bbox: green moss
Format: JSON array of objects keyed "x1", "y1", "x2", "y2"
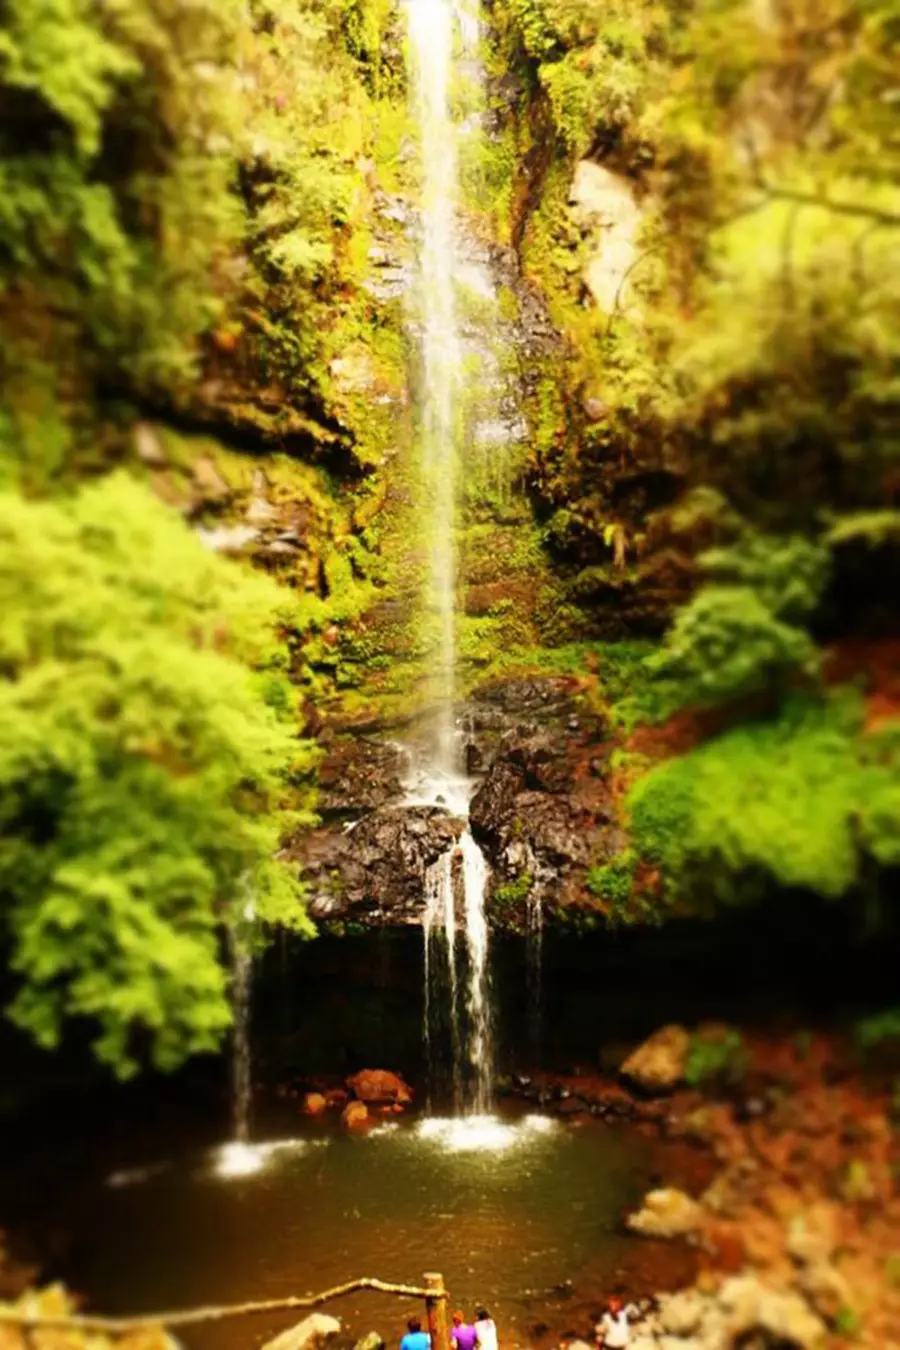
[
  {"x1": 628, "y1": 687, "x2": 900, "y2": 909},
  {"x1": 684, "y1": 1028, "x2": 747, "y2": 1088}
]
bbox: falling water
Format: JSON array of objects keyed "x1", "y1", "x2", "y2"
[
  {"x1": 461, "y1": 830, "x2": 493, "y2": 1111},
  {"x1": 423, "y1": 847, "x2": 462, "y2": 1110},
  {"x1": 229, "y1": 899, "x2": 255, "y2": 1144},
  {"x1": 408, "y1": 0, "x2": 496, "y2": 1115},
  {"x1": 526, "y1": 890, "x2": 544, "y2": 1070},
  {"x1": 407, "y1": 0, "x2": 460, "y2": 771}
]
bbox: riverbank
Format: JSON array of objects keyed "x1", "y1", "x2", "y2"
[{"x1": 514, "y1": 1027, "x2": 900, "y2": 1348}]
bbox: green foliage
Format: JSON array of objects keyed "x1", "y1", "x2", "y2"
[
  {"x1": 629, "y1": 688, "x2": 900, "y2": 906},
  {"x1": 0, "y1": 0, "x2": 243, "y2": 393},
  {"x1": 0, "y1": 473, "x2": 315, "y2": 1077},
  {"x1": 856, "y1": 1009, "x2": 900, "y2": 1051},
  {"x1": 648, "y1": 585, "x2": 819, "y2": 710},
  {"x1": 586, "y1": 851, "x2": 635, "y2": 913},
  {"x1": 684, "y1": 1028, "x2": 747, "y2": 1088},
  {"x1": 492, "y1": 872, "x2": 534, "y2": 916}
]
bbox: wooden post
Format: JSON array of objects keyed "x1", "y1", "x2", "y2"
[{"x1": 424, "y1": 1272, "x2": 450, "y2": 1350}]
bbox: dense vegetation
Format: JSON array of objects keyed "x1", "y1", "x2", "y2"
[
  {"x1": 492, "y1": 0, "x2": 899, "y2": 925},
  {"x1": 0, "y1": 0, "x2": 897, "y2": 1069}
]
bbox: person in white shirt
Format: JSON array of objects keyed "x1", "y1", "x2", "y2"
[
  {"x1": 473, "y1": 1308, "x2": 498, "y2": 1350},
  {"x1": 594, "y1": 1296, "x2": 639, "y2": 1348}
]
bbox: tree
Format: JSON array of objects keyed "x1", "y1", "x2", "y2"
[{"x1": 0, "y1": 472, "x2": 316, "y2": 1077}]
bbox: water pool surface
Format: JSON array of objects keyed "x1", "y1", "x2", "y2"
[{"x1": 23, "y1": 1107, "x2": 676, "y2": 1350}]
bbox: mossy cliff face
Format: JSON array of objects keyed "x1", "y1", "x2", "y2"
[{"x1": 3, "y1": 0, "x2": 896, "y2": 951}]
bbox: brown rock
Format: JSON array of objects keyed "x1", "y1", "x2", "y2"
[
  {"x1": 621, "y1": 1025, "x2": 690, "y2": 1095},
  {"x1": 341, "y1": 1101, "x2": 369, "y2": 1130},
  {"x1": 346, "y1": 1069, "x2": 412, "y2": 1105},
  {"x1": 627, "y1": 1187, "x2": 705, "y2": 1239},
  {"x1": 262, "y1": 1314, "x2": 341, "y2": 1350}
]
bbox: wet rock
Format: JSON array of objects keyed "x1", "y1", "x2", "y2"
[
  {"x1": 262, "y1": 1314, "x2": 341, "y2": 1350},
  {"x1": 341, "y1": 1101, "x2": 369, "y2": 1130},
  {"x1": 192, "y1": 455, "x2": 231, "y2": 505},
  {"x1": 317, "y1": 738, "x2": 407, "y2": 817},
  {"x1": 302, "y1": 1092, "x2": 327, "y2": 1115},
  {"x1": 627, "y1": 1188, "x2": 705, "y2": 1239},
  {"x1": 300, "y1": 806, "x2": 464, "y2": 926},
  {"x1": 346, "y1": 1069, "x2": 412, "y2": 1105},
  {"x1": 620, "y1": 1025, "x2": 690, "y2": 1095}
]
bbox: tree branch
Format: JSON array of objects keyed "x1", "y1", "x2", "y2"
[{"x1": 0, "y1": 1278, "x2": 447, "y2": 1334}]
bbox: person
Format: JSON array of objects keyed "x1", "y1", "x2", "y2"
[
  {"x1": 400, "y1": 1317, "x2": 431, "y2": 1350},
  {"x1": 473, "y1": 1308, "x2": 498, "y2": 1350},
  {"x1": 594, "y1": 1296, "x2": 639, "y2": 1349},
  {"x1": 451, "y1": 1312, "x2": 477, "y2": 1350}
]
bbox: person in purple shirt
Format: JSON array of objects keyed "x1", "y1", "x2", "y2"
[
  {"x1": 400, "y1": 1318, "x2": 431, "y2": 1350},
  {"x1": 451, "y1": 1313, "x2": 477, "y2": 1350}
]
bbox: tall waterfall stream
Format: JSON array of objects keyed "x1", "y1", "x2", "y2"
[{"x1": 407, "y1": 0, "x2": 498, "y2": 1121}]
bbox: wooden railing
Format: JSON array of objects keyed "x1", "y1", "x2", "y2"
[{"x1": 0, "y1": 1272, "x2": 451, "y2": 1350}]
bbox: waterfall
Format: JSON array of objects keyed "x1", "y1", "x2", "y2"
[
  {"x1": 422, "y1": 828, "x2": 494, "y2": 1114},
  {"x1": 461, "y1": 829, "x2": 493, "y2": 1112},
  {"x1": 407, "y1": 0, "x2": 460, "y2": 772},
  {"x1": 423, "y1": 847, "x2": 462, "y2": 1110},
  {"x1": 408, "y1": 0, "x2": 496, "y2": 1117},
  {"x1": 526, "y1": 890, "x2": 544, "y2": 1070}
]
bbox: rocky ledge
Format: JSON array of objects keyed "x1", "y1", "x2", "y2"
[{"x1": 295, "y1": 674, "x2": 622, "y2": 931}]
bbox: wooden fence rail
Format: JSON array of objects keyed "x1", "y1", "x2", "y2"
[{"x1": 0, "y1": 1272, "x2": 451, "y2": 1350}]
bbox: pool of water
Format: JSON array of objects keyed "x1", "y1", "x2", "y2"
[{"x1": 18, "y1": 1106, "x2": 681, "y2": 1350}]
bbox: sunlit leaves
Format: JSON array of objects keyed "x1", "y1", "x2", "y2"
[{"x1": 0, "y1": 473, "x2": 315, "y2": 1077}]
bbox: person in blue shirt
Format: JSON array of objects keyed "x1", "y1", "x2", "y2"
[{"x1": 400, "y1": 1317, "x2": 431, "y2": 1350}]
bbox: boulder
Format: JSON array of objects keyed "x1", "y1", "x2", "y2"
[
  {"x1": 627, "y1": 1188, "x2": 705, "y2": 1239},
  {"x1": 302, "y1": 807, "x2": 464, "y2": 926},
  {"x1": 717, "y1": 1274, "x2": 827, "y2": 1348},
  {"x1": 347, "y1": 1069, "x2": 412, "y2": 1105},
  {"x1": 620, "y1": 1025, "x2": 690, "y2": 1094},
  {"x1": 352, "y1": 1335, "x2": 385, "y2": 1350},
  {"x1": 302, "y1": 1092, "x2": 327, "y2": 1116},
  {"x1": 341, "y1": 1101, "x2": 370, "y2": 1130},
  {"x1": 262, "y1": 1315, "x2": 341, "y2": 1350},
  {"x1": 659, "y1": 1291, "x2": 705, "y2": 1337},
  {"x1": 798, "y1": 1261, "x2": 854, "y2": 1322}
]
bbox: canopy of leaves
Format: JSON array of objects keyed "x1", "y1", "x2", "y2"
[{"x1": 0, "y1": 473, "x2": 316, "y2": 1077}]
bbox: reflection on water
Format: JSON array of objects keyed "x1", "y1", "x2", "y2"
[{"x1": 48, "y1": 1111, "x2": 656, "y2": 1350}]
